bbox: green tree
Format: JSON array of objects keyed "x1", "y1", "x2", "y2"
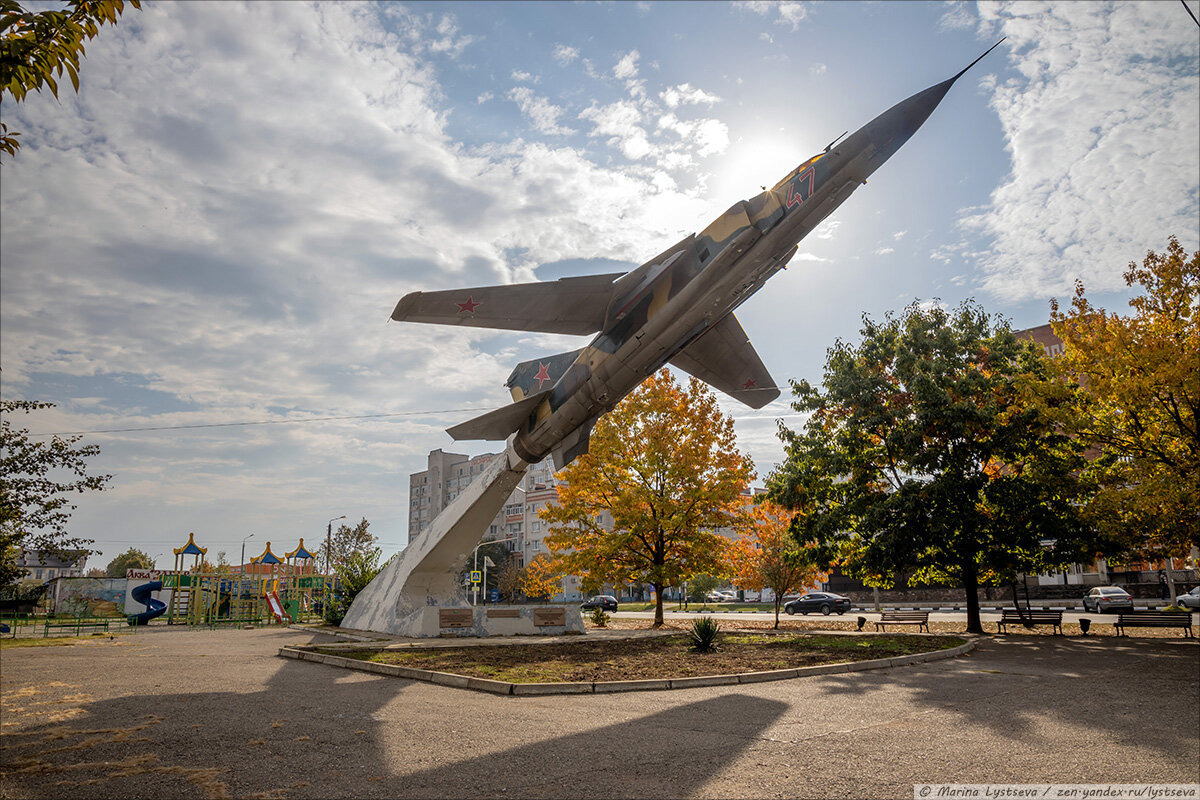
[
  {"x1": 542, "y1": 369, "x2": 753, "y2": 627},
  {"x1": 687, "y1": 573, "x2": 721, "y2": 603},
  {"x1": 1048, "y1": 236, "x2": 1199, "y2": 592},
  {"x1": 456, "y1": 539, "x2": 510, "y2": 599},
  {"x1": 318, "y1": 517, "x2": 377, "y2": 573},
  {"x1": 325, "y1": 548, "x2": 383, "y2": 627},
  {"x1": 1, "y1": 400, "x2": 111, "y2": 587},
  {"x1": 1, "y1": 0, "x2": 141, "y2": 158},
  {"x1": 767, "y1": 301, "x2": 1094, "y2": 634},
  {"x1": 105, "y1": 546, "x2": 152, "y2": 577}
]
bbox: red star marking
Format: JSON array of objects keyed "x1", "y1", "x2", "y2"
[
  {"x1": 456, "y1": 296, "x2": 481, "y2": 314},
  {"x1": 534, "y1": 362, "x2": 553, "y2": 390},
  {"x1": 742, "y1": 378, "x2": 758, "y2": 390}
]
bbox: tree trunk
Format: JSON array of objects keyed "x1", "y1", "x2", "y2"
[
  {"x1": 652, "y1": 582, "x2": 664, "y2": 627},
  {"x1": 962, "y1": 557, "x2": 983, "y2": 634},
  {"x1": 773, "y1": 596, "x2": 781, "y2": 630},
  {"x1": 1163, "y1": 556, "x2": 1178, "y2": 605}
]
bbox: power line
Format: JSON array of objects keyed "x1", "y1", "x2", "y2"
[{"x1": 27, "y1": 407, "x2": 495, "y2": 437}]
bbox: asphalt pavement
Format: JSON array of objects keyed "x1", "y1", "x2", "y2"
[{"x1": 1, "y1": 625, "x2": 1196, "y2": 799}]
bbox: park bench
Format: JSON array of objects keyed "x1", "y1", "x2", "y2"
[
  {"x1": 1113, "y1": 610, "x2": 1194, "y2": 638},
  {"x1": 997, "y1": 609, "x2": 1063, "y2": 635},
  {"x1": 874, "y1": 610, "x2": 929, "y2": 633},
  {"x1": 42, "y1": 617, "x2": 113, "y2": 637}
]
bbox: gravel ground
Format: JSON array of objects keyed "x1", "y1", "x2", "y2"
[{"x1": 1, "y1": 625, "x2": 1196, "y2": 799}]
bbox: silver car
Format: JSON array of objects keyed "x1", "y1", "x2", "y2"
[
  {"x1": 1083, "y1": 586, "x2": 1134, "y2": 614},
  {"x1": 1178, "y1": 587, "x2": 1200, "y2": 609}
]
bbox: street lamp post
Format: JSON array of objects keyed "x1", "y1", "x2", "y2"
[
  {"x1": 471, "y1": 536, "x2": 519, "y2": 605},
  {"x1": 240, "y1": 534, "x2": 254, "y2": 600},
  {"x1": 326, "y1": 516, "x2": 346, "y2": 573}
]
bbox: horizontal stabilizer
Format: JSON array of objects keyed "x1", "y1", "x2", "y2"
[
  {"x1": 670, "y1": 313, "x2": 779, "y2": 409},
  {"x1": 446, "y1": 390, "x2": 550, "y2": 442},
  {"x1": 392, "y1": 273, "x2": 625, "y2": 336}
]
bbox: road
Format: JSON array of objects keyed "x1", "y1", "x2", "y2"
[{"x1": 617, "y1": 608, "x2": 1200, "y2": 626}]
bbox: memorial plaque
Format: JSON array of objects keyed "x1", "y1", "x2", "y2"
[
  {"x1": 533, "y1": 608, "x2": 566, "y2": 627},
  {"x1": 486, "y1": 609, "x2": 519, "y2": 619},
  {"x1": 438, "y1": 608, "x2": 474, "y2": 628}
]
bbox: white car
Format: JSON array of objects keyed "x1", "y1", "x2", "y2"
[
  {"x1": 1178, "y1": 587, "x2": 1200, "y2": 609},
  {"x1": 1083, "y1": 586, "x2": 1134, "y2": 614}
]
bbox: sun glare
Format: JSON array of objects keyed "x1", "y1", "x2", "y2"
[{"x1": 708, "y1": 133, "x2": 819, "y2": 202}]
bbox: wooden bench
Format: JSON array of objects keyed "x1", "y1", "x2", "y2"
[
  {"x1": 874, "y1": 611, "x2": 929, "y2": 633},
  {"x1": 997, "y1": 609, "x2": 1063, "y2": 635},
  {"x1": 1113, "y1": 611, "x2": 1194, "y2": 638}
]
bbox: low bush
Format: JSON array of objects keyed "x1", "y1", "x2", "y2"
[
  {"x1": 588, "y1": 606, "x2": 610, "y2": 627},
  {"x1": 688, "y1": 615, "x2": 721, "y2": 652}
]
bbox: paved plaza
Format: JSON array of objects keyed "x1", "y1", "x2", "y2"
[{"x1": 1, "y1": 626, "x2": 1196, "y2": 799}]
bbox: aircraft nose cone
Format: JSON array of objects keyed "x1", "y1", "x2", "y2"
[{"x1": 865, "y1": 77, "x2": 956, "y2": 160}]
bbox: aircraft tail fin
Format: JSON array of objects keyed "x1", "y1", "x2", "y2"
[
  {"x1": 446, "y1": 390, "x2": 550, "y2": 442},
  {"x1": 506, "y1": 348, "x2": 585, "y2": 399}
]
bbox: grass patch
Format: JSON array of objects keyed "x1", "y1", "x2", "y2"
[{"x1": 320, "y1": 632, "x2": 965, "y2": 684}]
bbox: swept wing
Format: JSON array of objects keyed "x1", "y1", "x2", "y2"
[
  {"x1": 670, "y1": 313, "x2": 780, "y2": 409},
  {"x1": 391, "y1": 273, "x2": 625, "y2": 336}
]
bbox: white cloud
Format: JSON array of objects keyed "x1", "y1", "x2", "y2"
[
  {"x1": 892, "y1": 230, "x2": 907, "y2": 240},
  {"x1": 614, "y1": 50, "x2": 640, "y2": 80},
  {"x1": 733, "y1": 0, "x2": 809, "y2": 31},
  {"x1": 961, "y1": 1, "x2": 1199, "y2": 301},
  {"x1": 874, "y1": 247, "x2": 895, "y2": 256},
  {"x1": 815, "y1": 219, "x2": 842, "y2": 240},
  {"x1": 659, "y1": 83, "x2": 721, "y2": 108},
  {"x1": 511, "y1": 69, "x2": 538, "y2": 83},
  {"x1": 476, "y1": 91, "x2": 494, "y2": 104},
  {"x1": 938, "y1": 1, "x2": 976, "y2": 31},
  {"x1": 808, "y1": 62, "x2": 826, "y2": 77},
  {"x1": 507, "y1": 86, "x2": 575, "y2": 136},
  {"x1": 552, "y1": 44, "x2": 579, "y2": 65}
]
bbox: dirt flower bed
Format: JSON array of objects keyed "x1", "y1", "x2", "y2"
[{"x1": 324, "y1": 631, "x2": 966, "y2": 683}]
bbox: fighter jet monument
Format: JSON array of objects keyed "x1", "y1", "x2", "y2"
[{"x1": 343, "y1": 42, "x2": 1005, "y2": 637}]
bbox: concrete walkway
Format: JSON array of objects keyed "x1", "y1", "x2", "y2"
[{"x1": 1, "y1": 626, "x2": 1196, "y2": 799}]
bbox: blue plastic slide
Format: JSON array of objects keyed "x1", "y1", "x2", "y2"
[{"x1": 127, "y1": 580, "x2": 167, "y2": 626}]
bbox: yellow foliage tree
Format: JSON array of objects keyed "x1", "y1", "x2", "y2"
[
  {"x1": 729, "y1": 500, "x2": 823, "y2": 629},
  {"x1": 1049, "y1": 235, "x2": 1199, "y2": 583},
  {"x1": 518, "y1": 553, "x2": 561, "y2": 602},
  {"x1": 542, "y1": 369, "x2": 753, "y2": 627},
  {"x1": 1, "y1": 0, "x2": 142, "y2": 158}
]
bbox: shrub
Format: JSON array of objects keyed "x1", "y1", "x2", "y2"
[
  {"x1": 588, "y1": 606, "x2": 610, "y2": 627},
  {"x1": 325, "y1": 549, "x2": 383, "y2": 627},
  {"x1": 688, "y1": 615, "x2": 721, "y2": 652}
]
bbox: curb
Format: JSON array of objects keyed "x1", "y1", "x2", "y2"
[{"x1": 278, "y1": 638, "x2": 978, "y2": 696}]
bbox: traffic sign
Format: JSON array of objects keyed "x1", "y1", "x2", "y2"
[
  {"x1": 470, "y1": 570, "x2": 482, "y2": 584},
  {"x1": 490, "y1": 589, "x2": 499, "y2": 602}
]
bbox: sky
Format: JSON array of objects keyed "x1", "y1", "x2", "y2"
[{"x1": 2, "y1": 1, "x2": 1197, "y2": 571}]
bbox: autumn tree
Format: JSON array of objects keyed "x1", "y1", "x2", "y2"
[
  {"x1": 86, "y1": 567, "x2": 105, "y2": 577},
  {"x1": 318, "y1": 517, "x2": 377, "y2": 573},
  {"x1": 518, "y1": 554, "x2": 561, "y2": 602},
  {"x1": 1, "y1": 400, "x2": 110, "y2": 587},
  {"x1": 1049, "y1": 236, "x2": 1199, "y2": 596},
  {"x1": 105, "y1": 546, "x2": 152, "y2": 577},
  {"x1": 1, "y1": 0, "x2": 141, "y2": 158},
  {"x1": 730, "y1": 501, "x2": 823, "y2": 628},
  {"x1": 542, "y1": 369, "x2": 753, "y2": 627},
  {"x1": 496, "y1": 553, "x2": 523, "y2": 602},
  {"x1": 767, "y1": 301, "x2": 1094, "y2": 634}
]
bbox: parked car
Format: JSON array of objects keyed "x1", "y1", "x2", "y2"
[
  {"x1": 1082, "y1": 586, "x2": 1134, "y2": 614},
  {"x1": 783, "y1": 592, "x2": 852, "y2": 616},
  {"x1": 718, "y1": 590, "x2": 737, "y2": 602},
  {"x1": 704, "y1": 590, "x2": 737, "y2": 603},
  {"x1": 1177, "y1": 587, "x2": 1200, "y2": 609},
  {"x1": 581, "y1": 595, "x2": 618, "y2": 612}
]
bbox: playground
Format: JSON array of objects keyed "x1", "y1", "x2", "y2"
[{"x1": 1, "y1": 534, "x2": 337, "y2": 639}]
